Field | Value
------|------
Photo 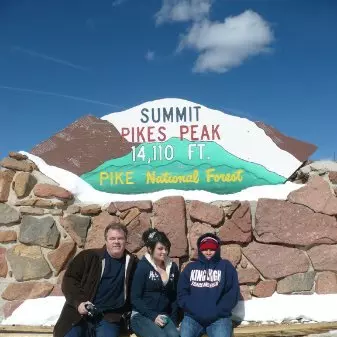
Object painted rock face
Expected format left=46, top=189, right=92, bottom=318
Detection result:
left=29, top=98, right=316, bottom=195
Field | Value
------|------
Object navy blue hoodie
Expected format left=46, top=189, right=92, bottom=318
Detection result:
left=177, top=233, right=239, bottom=326
left=131, top=253, right=180, bottom=324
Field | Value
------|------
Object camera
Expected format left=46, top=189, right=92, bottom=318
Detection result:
left=85, top=303, right=101, bottom=318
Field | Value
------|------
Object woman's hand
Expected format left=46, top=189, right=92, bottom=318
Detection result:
left=154, top=315, right=165, bottom=327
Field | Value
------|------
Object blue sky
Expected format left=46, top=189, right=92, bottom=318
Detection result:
left=0, top=0, right=336, bottom=161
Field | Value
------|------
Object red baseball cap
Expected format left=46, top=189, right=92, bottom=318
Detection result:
left=199, top=236, right=219, bottom=251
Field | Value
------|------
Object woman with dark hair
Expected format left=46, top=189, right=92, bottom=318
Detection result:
left=130, top=228, right=180, bottom=337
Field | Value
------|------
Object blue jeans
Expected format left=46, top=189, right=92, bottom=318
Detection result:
left=64, top=319, right=121, bottom=337
left=180, top=315, right=232, bottom=337
left=131, top=313, right=180, bottom=337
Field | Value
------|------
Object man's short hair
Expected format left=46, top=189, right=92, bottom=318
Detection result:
left=104, top=223, right=128, bottom=240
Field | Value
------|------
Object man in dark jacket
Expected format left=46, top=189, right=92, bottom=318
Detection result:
left=53, top=223, right=137, bottom=337
left=177, top=233, right=239, bottom=337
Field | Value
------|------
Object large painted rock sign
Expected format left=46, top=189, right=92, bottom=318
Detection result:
left=30, top=98, right=316, bottom=195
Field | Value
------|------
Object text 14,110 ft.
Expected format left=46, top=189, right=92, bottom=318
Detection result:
left=131, top=144, right=206, bottom=163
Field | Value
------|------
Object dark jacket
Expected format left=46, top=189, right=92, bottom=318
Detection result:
left=53, top=246, right=137, bottom=337
left=131, top=254, right=180, bottom=325
left=177, top=233, right=239, bottom=327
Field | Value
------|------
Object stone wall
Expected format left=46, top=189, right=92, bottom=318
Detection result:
left=1, top=152, right=337, bottom=322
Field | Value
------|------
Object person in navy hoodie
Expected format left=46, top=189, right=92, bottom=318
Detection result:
left=130, top=228, right=180, bottom=337
left=178, top=233, right=239, bottom=337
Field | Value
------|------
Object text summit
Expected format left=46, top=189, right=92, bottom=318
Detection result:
left=120, top=106, right=220, bottom=142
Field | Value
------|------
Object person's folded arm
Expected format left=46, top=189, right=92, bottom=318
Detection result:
left=216, top=263, right=240, bottom=317
left=61, top=251, right=88, bottom=309
left=131, top=267, right=158, bottom=321
left=177, top=266, right=192, bottom=313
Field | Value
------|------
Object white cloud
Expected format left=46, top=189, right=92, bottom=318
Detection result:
left=178, top=10, right=274, bottom=73
left=145, top=50, right=155, bottom=61
left=155, top=0, right=212, bottom=24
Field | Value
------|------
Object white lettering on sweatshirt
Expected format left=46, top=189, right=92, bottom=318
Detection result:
left=189, top=269, right=222, bottom=288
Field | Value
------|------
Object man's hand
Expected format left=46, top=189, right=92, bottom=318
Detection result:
left=154, top=315, right=165, bottom=327
left=77, top=301, right=92, bottom=315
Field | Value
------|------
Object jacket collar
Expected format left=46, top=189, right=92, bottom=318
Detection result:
left=144, top=253, right=173, bottom=275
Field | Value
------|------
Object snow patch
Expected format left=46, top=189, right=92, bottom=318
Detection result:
left=232, top=293, right=337, bottom=323
left=1, top=297, right=65, bottom=326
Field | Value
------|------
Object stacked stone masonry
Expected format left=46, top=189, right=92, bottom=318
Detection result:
left=1, top=153, right=337, bottom=320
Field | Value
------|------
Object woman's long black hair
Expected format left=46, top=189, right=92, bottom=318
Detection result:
left=142, top=228, right=171, bottom=254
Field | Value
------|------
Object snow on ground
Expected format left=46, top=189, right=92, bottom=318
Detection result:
left=2, top=293, right=337, bottom=326
left=20, top=151, right=303, bottom=204
left=1, top=297, right=65, bottom=326
left=231, top=293, right=337, bottom=323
